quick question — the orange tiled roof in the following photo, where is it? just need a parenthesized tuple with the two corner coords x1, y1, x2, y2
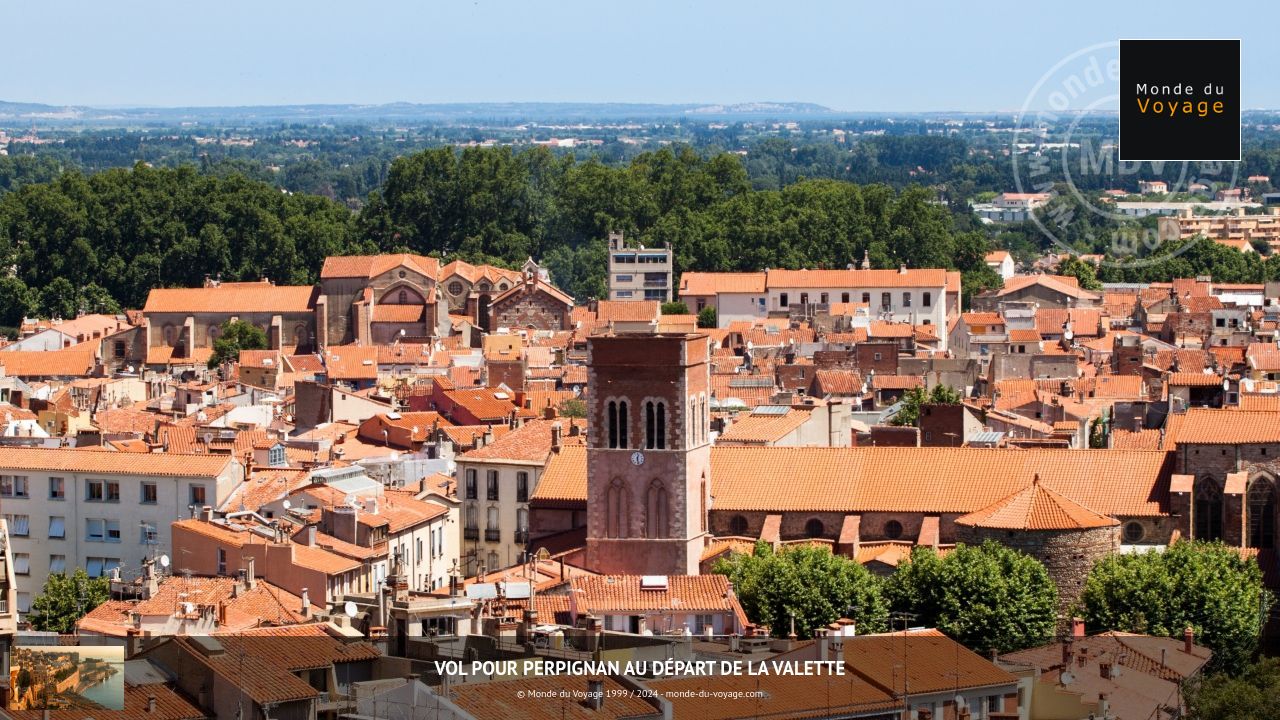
(370, 304, 425, 323)
(962, 312, 1004, 326)
(679, 272, 768, 295)
(1173, 408, 1280, 444)
(718, 408, 812, 444)
(1008, 328, 1043, 343)
(1168, 372, 1223, 387)
(1110, 428, 1163, 450)
(0, 447, 232, 477)
(998, 274, 1099, 300)
(143, 282, 315, 314)
(323, 346, 379, 381)
(320, 253, 440, 280)
(1237, 394, 1280, 412)
(766, 268, 949, 289)
(0, 346, 98, 377)
(871, 374, 924, 390)
(450, 675, 658, 720)
(443, 387, 519, 422)
(534, 445, 1171, 517)
(459, 418, 586, 462)
(955, 476, 1119, 530)
(594, 300, 661, 323)
(571, 574, 742, 614)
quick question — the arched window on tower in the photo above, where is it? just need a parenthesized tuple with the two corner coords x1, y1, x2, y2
(606, 478, 629, 538)
(645, 401, 666, 449)
(646, 480, 669, 539)
(618, 400, 628, 448)
(1194, 476, 1224, 541)
(1247, 476, 1277, 549)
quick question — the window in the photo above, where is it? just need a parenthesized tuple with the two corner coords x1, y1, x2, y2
(1, 475, 28, 498)
(616, 290, 633, 298)
(779, 293, 789, 308)
(105, 519, 121, 543)
(114, 340, 126, 356)
(106, 481, 120, 502)
(884, 520, 904, 539)
(13, 554, 28, 576)
(1195, 477, 1224, 541)
(417, 538, 423, 565)
(1247, 477, 1276, 549)
(464, 504, 478, 529)
(607, 400, 629, 449)
(217, 548, 226, 576)
(465, 469, 477, 500)
(841, 292, 850, 303)
(86, 518, 105, 542)
(645, 480, 669, 539)
(189, 484, 206, 506)
(5, 515, 28, 537)
(141, 482, 157, 504)
(1123, 522, 1145, 543)
(902, 292, 912, 307)
(923, 292, 932, 307)
(516, 472, 529, 503)
(486, 551, 499, 572)
(49, 477, 64, 500)
(49, 555, 66, 574)
(729, 515, 748, 535)
(819, 293, 828, 304)
(799, 293, 809, 305)
(880, 292, 891, 308)
(804, 518, 825, 538)
(268, 446, 285, 466)
(86, 480, 104, 502)
(486, 470, 499, 501)
(645, 400, 666, 450)
(606, 478, 629, 538)
(861, 292, 870, 304)
(615, 274, 633, 283)
(48, 516, 65, 539)
(141, 525, 158, 544)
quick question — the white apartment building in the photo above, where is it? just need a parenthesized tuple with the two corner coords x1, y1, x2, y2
(606, 231, 673, 302)
(454, 418, 579, 575)
(0, 448, 243, 615)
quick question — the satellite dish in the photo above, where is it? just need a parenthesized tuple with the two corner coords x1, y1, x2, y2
(1063, 330, 1074, 341)
(282, 500, 292, 510)
(159, 554, 170, 568)
(344, 601, 358, 618)
(181, 602, 195, 614)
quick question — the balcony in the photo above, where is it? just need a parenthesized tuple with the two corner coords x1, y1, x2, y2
(464, 527, 479, 541)
(514, 530, 529, 545)
(484, 528, 501, 543)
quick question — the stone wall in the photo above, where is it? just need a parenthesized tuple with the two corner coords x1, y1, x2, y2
(956, 524, 1120, 616)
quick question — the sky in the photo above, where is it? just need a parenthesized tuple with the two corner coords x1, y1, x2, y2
(9, 0, 1279, 111)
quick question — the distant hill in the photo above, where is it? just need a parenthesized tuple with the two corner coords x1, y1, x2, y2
(0, 100, 839, 126)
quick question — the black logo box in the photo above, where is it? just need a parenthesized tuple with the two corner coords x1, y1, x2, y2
(1119, 39, 1240, 162)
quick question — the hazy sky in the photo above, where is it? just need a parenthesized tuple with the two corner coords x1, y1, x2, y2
(11, 0, 1277, 110)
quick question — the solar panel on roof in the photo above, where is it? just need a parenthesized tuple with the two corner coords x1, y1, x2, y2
(465, 583, 498, 599)
(751, 406, 791, 416)
(502, 582, 532, 599)
(729, 377, 774, 388)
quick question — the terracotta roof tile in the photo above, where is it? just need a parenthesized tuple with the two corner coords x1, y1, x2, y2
(323, 346, 379, 381)
(767, 268, 949, 289)
(449, 675, 658, 720)
(1110, 428, 1164, 450)
(718, 408, 812, 444)
(594, 300, 661, 323)
(320, 253, 440, 280)
(0, 346, 97, 377)
(570, 574, 741, 614)
(370, 304, 425, 323)
(955, 476, 1119, 530)
(679, 272, 768, 295)
(143, 282, 315, 314)
(1173, 408, 1280, 444)
(460, 418, 586, 462)
(0, 447, 232, 477)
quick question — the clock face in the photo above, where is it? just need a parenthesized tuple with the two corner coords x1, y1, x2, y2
(630, 451, 645, 467)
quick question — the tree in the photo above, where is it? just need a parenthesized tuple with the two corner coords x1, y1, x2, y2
(0, 276, 34, 329)
(38, 277, 79, 320)
(1081, 541, 1274, 673)
(1056, 255, 1103, 290)
(1185, 657, 1280, 720)
(557, 397, 587, 418)
(208, 319, 268, 368)
(697, 306, 717, 329)
(885, 542, 1058, 653)
(714, 542, 888, 639)
(889, 383, 963, 427)
(660, 301, 689, 315)
(29, 568, 110, 634)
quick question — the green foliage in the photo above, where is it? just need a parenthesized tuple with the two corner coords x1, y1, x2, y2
(0, 276, 35, 327)
(1056, 255, 1103, 290)
(557, 397, 587, 418)
(208, 319, 268, 368)
(29, 568, 110, 634)
(660, 301, 689, 315)
(890, 383, 963, 427)
(1185, 657, 1280, 720)
(1081, 541, 1273, 674)
(697, 306, 717, 328)
(714, 542, 888, 639)
(884, 542, 1058, 653)
(1088, 416, 1107, 449)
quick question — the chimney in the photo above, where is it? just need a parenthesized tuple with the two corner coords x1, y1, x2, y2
(551, 423, 562, 453)
(543, 405, 557, 420)
(586, 679, 604, 710)
(1072, 617, 1085, 638)
(244, 558, 256, 590)
(301, 588, 311, 618)
(370, 497, 379, 515)
(201, 505, 213, 522)
(898, 264, 907, 274)
(217, 601, 228, 627)
(305, 525, 317, 547)
(1184, 626, 1194, 654)
(1098, 692, 1109, 718)
(146, 695, 157, 714)
(816, 628, 829, 661)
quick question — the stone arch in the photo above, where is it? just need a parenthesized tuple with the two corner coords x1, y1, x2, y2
(1247, 474, 1277, 549)
(644, 399, 667, 449)
(645, 479, 669, 539)
(1194, 474, 1224, 542)
(379, 282, 426, 305)
(804, 518, 825, 538)
(728, 515, 748, 536)
(606, 478, 630, 539)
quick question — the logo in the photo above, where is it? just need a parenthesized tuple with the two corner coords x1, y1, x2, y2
(1012, 41, 1239, 268)
(1119, 39, 1240, 162)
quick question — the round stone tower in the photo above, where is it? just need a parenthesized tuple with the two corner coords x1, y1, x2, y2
(955, 475, 1120, 617)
